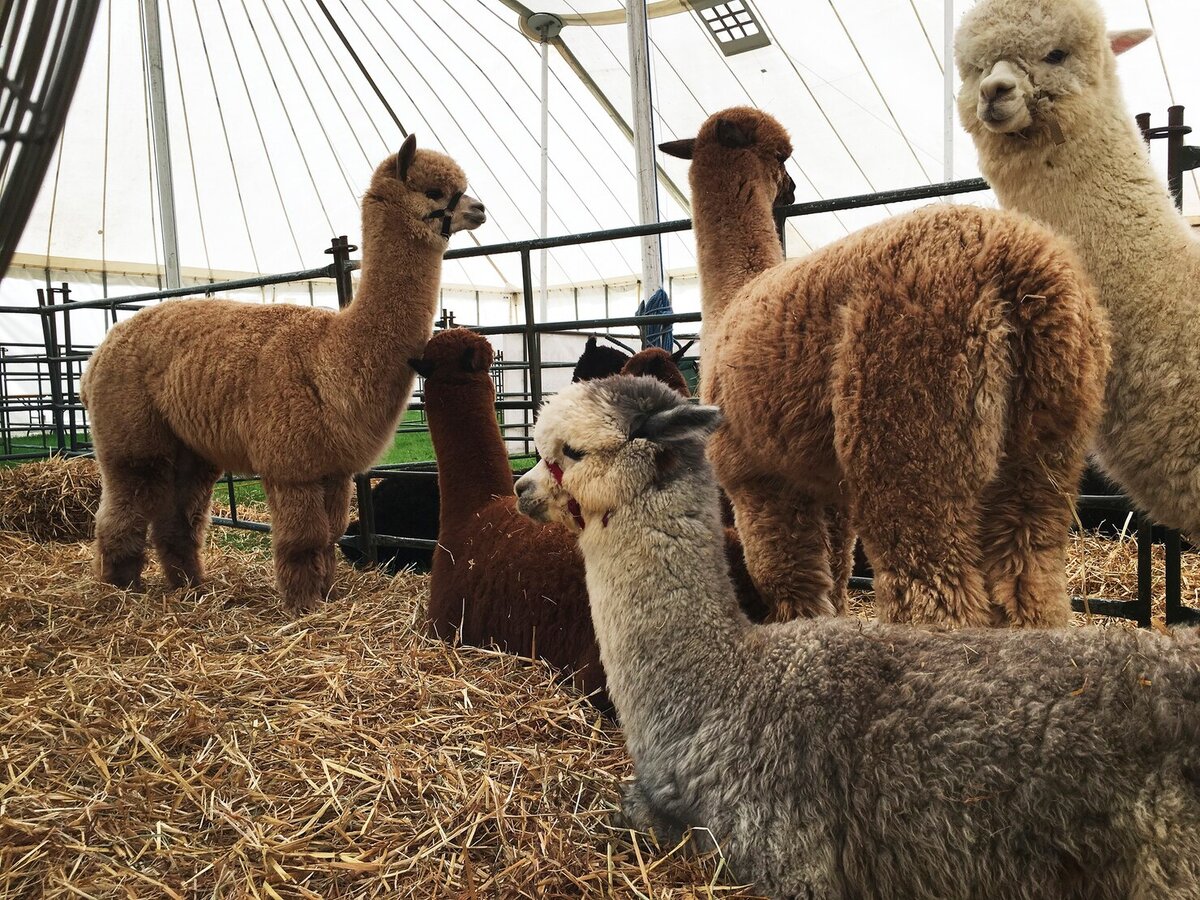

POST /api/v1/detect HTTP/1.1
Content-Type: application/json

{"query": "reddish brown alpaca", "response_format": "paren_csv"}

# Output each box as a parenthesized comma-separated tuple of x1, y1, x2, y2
(80, 136, 484, 613)
(417, 331, 766, 713)
(661, 107, 1109, 627)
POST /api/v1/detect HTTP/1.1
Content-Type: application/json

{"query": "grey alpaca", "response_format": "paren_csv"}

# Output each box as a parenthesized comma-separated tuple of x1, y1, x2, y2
(515, 375, 1200, 900)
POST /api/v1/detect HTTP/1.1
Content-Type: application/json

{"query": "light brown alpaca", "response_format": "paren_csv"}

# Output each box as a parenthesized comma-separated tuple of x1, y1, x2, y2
(660, 107, 1109, 627)
(79, 136, 485, 613)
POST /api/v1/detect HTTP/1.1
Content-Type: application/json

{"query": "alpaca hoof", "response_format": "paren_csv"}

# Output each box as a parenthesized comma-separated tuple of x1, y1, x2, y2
(284, 594, 324, 616)
(165, 570, 205, 591)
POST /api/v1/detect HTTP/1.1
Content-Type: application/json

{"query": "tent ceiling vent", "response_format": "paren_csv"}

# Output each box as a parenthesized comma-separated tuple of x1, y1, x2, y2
(689, 0, 770, 56)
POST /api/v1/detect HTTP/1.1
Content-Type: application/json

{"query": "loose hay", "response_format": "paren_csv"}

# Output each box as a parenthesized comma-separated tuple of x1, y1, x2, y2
(0, 531, 757, 899)
(2, 459, 1196, 897)
(0, 456, 100, 541)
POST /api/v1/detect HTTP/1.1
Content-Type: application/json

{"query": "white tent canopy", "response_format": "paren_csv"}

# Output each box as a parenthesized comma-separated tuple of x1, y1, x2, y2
(4, 0, 1197, 325)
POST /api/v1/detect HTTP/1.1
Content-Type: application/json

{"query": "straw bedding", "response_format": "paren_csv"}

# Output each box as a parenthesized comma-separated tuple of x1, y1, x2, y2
(1, 460, 1195, 897)
(0, 531, 749, 898)
(0, 456, 101, 541)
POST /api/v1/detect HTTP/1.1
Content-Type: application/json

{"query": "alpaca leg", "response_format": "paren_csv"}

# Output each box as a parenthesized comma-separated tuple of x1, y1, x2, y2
(978, 455, 1075, 628)
(728, 482, 836, 621)
(263, 479, 331, 614)
(853, 499, 997, 627)
(150, 448, 220, 589)
(825, 504, 854, 615)
(978, 383, 1090, 626)
(832, 302, 1008, 627)
(321, 475, 352, 598)
(93, 460, 164, 590)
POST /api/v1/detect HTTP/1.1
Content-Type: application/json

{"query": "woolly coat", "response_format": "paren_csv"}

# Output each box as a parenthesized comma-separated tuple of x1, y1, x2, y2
(79, 139, 483, 610)
(956, 0, 1200, 537)
(81, 147, 474, 482)
(528, 377, 1200, 900)
(421, 331, 766, 712)
(667, 106, 1109, 628)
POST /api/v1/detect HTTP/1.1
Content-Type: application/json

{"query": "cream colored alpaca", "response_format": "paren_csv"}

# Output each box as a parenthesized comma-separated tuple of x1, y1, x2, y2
(80, 136, 484, 613)
(660, 108, 1109, 628)
(956, 0, 1200, 538)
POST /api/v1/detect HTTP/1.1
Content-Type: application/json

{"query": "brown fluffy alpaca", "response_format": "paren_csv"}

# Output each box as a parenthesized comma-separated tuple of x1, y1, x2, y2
(418, 330, 767, 713)
(660, 107, 1109, 628)
(79, 136, 485, 613)
(622, 347, 768, 620)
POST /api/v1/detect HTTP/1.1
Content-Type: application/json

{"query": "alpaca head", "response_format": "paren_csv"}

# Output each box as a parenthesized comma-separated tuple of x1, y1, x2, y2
(515, 376, 721, 533)
(955, 0, 1151, 141)
(408, 328, 494, 390)
(571, 336, 631, 383)
(658, 106, 795, 207)
(365, 134, 487, 243)
(620, 347, 691, 398)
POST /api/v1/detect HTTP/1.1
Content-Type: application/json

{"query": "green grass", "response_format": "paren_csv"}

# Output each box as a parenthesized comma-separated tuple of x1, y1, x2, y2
(4, 411, 538, 511)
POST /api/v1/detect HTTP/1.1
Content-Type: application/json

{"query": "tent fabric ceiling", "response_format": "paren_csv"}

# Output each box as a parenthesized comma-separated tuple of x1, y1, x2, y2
(11, 0, 1199, 296)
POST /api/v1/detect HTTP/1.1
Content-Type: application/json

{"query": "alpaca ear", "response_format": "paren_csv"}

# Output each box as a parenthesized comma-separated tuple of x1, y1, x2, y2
(658, 138, 696, 160)
(408, 357, 434, 379)
(396, 134, 418, 181)
(1109, 28, 1152, 56)
(670, 340, 695, 364)
(585, 336, 598, 350)
(715, 118, 754, 149)
(460, 345, 490, 373)
(632, 404, 722, 445)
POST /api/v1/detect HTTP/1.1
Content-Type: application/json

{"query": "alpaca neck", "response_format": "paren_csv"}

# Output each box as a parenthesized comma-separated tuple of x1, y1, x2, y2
(425, 380, 516, 520)
(334, 221, 445, 406)
(577, 474, 749, 751)
(692, 181, 783, 325)
(977, 97, 1196, 321)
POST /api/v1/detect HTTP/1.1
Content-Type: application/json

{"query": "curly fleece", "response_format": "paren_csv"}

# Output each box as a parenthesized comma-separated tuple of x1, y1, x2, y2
(529, 376, 1200, 900)
(956, 0, 1200, 540)
(80, 139, 481, 612)
(674, 106, 1109, 628)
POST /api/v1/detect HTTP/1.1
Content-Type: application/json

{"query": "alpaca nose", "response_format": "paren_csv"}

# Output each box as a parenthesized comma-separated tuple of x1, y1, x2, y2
(461, 194, 486, 226)
(980, 62, 1018, 101)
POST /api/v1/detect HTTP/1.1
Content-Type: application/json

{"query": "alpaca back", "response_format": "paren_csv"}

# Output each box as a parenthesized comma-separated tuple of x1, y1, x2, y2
(689, 619, 1200, 898)
(708, 204, 1103, 467)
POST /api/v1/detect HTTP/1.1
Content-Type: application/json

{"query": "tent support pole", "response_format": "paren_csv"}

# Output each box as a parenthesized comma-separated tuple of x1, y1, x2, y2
(626, 0, 663, 299)
(526, 13, 563, 323)
(539, 33, 550, 322)
(140, 0, 181, 288)
(943, 0, 955, 183)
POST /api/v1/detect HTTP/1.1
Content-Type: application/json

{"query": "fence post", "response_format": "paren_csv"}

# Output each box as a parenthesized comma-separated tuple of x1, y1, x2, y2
(0, 347, 9, 455)
(1135, 515, 1153, 629)
(36, 287, 67, 453)
(1166, 105, 1186, 210)
(520, 249, 543, 417)
(59, 283, 79, 450)
(326, 235, 377, 566)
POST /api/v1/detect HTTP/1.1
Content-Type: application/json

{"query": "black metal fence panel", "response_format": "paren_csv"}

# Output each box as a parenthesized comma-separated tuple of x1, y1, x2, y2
(2, 168, 1193, 626)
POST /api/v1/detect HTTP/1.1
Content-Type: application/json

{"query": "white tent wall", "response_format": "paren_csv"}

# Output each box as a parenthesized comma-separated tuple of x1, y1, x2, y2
(7, 0, 1197, 303)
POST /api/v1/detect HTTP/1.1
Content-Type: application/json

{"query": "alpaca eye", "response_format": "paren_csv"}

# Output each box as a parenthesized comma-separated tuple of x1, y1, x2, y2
(426, 189, 445, 200)
(1043, 49, 1069, 64)
(776, 153, 788, 164)
(562, 444, 586, 462)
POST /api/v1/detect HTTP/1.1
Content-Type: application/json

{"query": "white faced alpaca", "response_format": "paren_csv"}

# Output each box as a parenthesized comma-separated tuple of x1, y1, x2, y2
(955, 0, 1150, 140)
(516, 377, 722, 535)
